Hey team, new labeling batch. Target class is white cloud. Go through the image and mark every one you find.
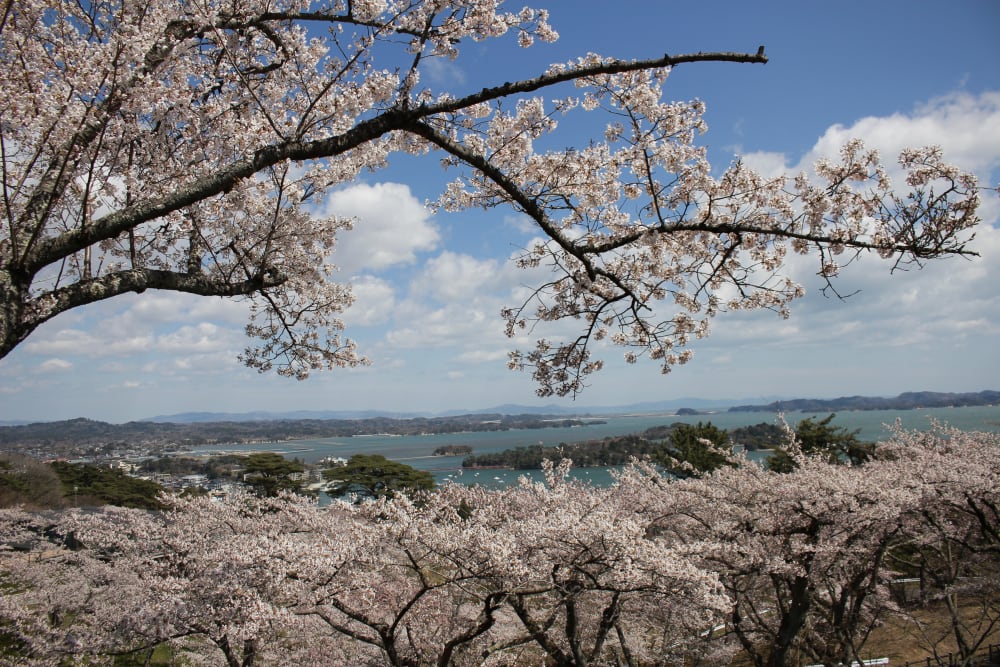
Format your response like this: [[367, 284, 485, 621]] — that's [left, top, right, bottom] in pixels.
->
[[704, 222, 1000, 356], [319, 182, 440, 275], [457, 348, 509, 363], [808, 92, 1000, 176], [386, 305, 493, 350], [739, 150, 789, 179], [39, 358, 72, 372], [22, 315, 241, 367], [719, 89, 1000, 357], [409, 251, 503, 302], [112, 292, 244, 326], [745, 90, 1000, 184], [156, 323, 231, 353], [345, 276, 396, 326], [504, 212, 538, 235], [138, 350, 242, 378], [379, 247, 587, 371], [24, 328, 154, 357], [421, 58, 466, 87], [23, 329, 94, 355]]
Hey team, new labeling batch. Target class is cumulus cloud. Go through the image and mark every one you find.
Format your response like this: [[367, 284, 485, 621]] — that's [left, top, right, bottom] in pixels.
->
[[380, 247, 585, 369], [24, 328, 153, 357], [421, 58, 466, 87], [704, 215, 1000, 356], [409, 251, 503, 302], [457, 348, 510, 363], [381, 251, 518, 356], [720, 90, 1000, 353], [345, 276, 397, 327], [744, 90, 1000, 184], [156, 323, 231, 353], [122, 292, 249, 326], [504, 212, 538, 235], [386, 304, 493, 350], [319, 182, 440, 275], [806, 92, 1000, 176], [18, 291, 251, 369], [39, 358, 72, 372], [22, 317, 241, 366]]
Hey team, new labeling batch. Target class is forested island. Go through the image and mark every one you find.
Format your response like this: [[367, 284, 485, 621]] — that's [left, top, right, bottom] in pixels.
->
[[432, 445, 474, 456], [462, 422, 786, 469]]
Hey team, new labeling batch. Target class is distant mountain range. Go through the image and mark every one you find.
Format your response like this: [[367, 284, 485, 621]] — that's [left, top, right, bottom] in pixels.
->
[[140, 409, 427, 423], [137, 391, 1000, 424], [141, 397, 746, 423], [728, 390, 1000, 413], [0, 413, 604, 454], [2, 391, 995, 428]]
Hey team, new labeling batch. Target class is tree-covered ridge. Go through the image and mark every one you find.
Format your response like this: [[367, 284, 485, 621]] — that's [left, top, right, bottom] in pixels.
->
[[432, 445, 473, 456], [461, 422, 787, 469], [654, 422, 736, 479], [463, 434, 657, 469], [138, 454, 247, 479], [47, 462, 165, 510], [0, 414, 605, 456], [1, 453, 304, 509], [323, 455, 435, 501], [0, 455, 67, 510]]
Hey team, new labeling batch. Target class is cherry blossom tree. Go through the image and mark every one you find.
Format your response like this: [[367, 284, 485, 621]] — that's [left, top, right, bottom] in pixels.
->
[[0, 480, 730, 666], [2, 427, 998, 665], [624, 424, 1000, 667], [879, 424, 1000, 664], [0, 1, 984, 392], [1, 495, 367, 666], [395, 461, 734, 665]]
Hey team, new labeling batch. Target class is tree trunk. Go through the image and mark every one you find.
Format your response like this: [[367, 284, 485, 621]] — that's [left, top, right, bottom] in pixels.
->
[[0, 270, 28, 360], [767, 573, 812, 667]]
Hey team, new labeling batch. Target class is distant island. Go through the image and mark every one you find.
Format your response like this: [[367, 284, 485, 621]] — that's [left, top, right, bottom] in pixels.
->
[[433, 445, 473, 456], [728, 390, 1000, 413], [4, 390, 997, 460], [462, 422, 786, 470]]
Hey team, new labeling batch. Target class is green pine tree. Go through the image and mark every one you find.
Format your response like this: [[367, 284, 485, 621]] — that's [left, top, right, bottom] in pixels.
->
[[323, 454, 435, 501]]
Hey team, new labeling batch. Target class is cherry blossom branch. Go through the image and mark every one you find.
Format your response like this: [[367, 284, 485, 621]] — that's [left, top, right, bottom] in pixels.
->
[[26, 49, 769, 276], [2, 0, 987, 392]]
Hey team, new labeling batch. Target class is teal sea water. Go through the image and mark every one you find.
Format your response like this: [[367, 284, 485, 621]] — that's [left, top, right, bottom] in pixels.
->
[[189, 405, 1000, 488]]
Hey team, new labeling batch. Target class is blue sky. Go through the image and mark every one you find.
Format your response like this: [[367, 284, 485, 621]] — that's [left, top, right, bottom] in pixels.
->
[[2, 1, 999, 423]]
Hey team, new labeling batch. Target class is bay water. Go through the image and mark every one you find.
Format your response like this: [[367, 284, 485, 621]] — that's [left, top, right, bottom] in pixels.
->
[[189, 404, 1000, 488]]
